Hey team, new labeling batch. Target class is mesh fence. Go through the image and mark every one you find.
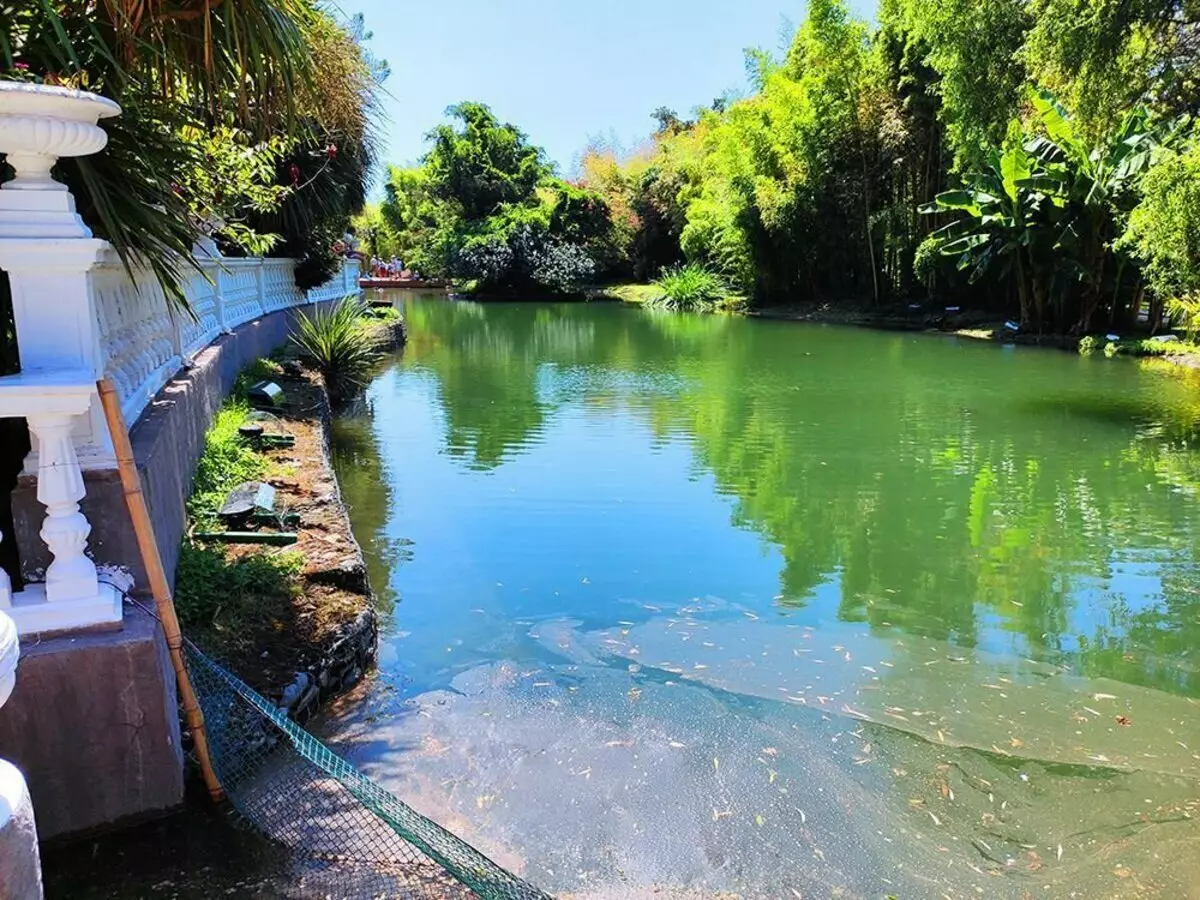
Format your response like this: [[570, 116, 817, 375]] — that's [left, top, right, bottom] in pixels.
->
[[183, 641, 554, 900]]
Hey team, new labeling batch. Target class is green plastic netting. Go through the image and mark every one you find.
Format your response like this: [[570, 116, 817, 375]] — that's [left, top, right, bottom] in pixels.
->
[[183, 641, 553, 900]]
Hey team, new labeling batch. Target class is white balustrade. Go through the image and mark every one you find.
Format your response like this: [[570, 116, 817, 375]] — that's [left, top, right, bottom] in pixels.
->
[[89, 254, 358, 426]]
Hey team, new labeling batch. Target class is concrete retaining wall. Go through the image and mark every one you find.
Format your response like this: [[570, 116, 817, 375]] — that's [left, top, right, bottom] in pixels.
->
[[0, 605, 181, 839]]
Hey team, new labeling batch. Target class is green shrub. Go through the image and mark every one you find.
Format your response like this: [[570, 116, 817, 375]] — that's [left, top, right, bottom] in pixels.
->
[[1103, 338, 1176, 358], [291, 296, 381, 399], [1078, 335, 1101, 354], [650, 263, 730, 311], [363, 304, 401, 322]]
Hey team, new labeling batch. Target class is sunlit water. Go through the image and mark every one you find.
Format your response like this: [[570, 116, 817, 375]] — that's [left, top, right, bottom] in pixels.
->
[[327, 293, 1200, 898]]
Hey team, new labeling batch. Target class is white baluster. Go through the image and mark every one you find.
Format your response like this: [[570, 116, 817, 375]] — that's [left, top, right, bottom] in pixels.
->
[[255, 263, 267, 316], [216, 264, 230, 334], [27, 410, 98, 604]]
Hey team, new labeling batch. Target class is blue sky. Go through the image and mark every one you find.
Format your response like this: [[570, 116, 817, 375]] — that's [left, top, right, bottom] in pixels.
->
[[344, 0, 876, 179]]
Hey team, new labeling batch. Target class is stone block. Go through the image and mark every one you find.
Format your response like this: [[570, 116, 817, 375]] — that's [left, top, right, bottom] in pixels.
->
[[0, 604, 182, 838]]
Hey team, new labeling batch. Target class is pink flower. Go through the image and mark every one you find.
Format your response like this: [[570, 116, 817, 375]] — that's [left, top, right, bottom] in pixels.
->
[[13, 63, 29, 71]]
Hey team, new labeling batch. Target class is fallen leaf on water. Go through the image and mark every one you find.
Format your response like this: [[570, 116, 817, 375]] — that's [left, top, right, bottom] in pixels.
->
[[713, 757, 720, 772], [1114, 866, 1133, 878], [791, 890, 802, 899], [928, 810, 942, 826], [744, 611, 759, 620], [1010, 736, 1024, 748], [756, 815, 765, 827], [1057, 844, 1063, 860], [669, 741, 686, 748], [1093, 693, 1118, 701], [1116, 715, 1132, 726], [763, 747, 779, 757]]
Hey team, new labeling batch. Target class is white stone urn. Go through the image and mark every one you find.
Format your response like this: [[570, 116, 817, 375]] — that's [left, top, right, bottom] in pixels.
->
[[0, 80, 121, 238]]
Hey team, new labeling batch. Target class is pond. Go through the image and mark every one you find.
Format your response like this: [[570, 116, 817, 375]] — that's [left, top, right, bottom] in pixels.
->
[[327, 293, 1200, 899]]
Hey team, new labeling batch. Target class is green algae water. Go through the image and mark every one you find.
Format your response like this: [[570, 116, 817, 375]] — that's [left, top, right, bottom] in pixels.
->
[[328, 294, 1200, 899]]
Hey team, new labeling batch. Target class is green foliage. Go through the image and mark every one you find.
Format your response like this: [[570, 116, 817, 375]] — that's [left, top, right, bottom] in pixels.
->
[[1167, 295, 1200, 342], [378, 103, 614, 294], [926, 90, 1171, 330], [3, 3, 386, 303], [1078, 334, 1102, 354], [178, 125, 292, 256], [651, 264, 731, 311], [1120, 139, 1200, 306], [883, 0, 1030, 169], [290, 297, 381, 398], [365, 0, 1198, 327], [425, 102, 552, 221], [187, 401, 268, 529]]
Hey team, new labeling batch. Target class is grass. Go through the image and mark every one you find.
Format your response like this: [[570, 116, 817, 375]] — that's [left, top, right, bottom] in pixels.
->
[[175, 543, 303, 635], [177, 357, 299, 633], [586, 283, 665, 305], [186, 400, 267, 529]]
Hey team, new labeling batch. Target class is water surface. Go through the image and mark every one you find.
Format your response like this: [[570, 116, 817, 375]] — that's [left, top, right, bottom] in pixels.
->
[[329, 295, 1200, 898]]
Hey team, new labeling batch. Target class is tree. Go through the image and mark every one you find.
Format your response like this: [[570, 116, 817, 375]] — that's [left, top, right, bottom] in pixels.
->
[[1119, 137, 1200, 328], [424, 103, 551, 221]]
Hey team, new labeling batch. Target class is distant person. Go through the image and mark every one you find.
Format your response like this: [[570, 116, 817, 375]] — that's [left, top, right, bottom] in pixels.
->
[[343, 227, 361, 258]]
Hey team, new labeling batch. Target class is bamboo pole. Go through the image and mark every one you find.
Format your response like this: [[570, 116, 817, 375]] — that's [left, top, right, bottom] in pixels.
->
[[96, 378, 224, 802]]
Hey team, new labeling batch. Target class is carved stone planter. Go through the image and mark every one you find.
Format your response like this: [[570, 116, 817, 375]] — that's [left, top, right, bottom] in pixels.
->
[[0, 80, 120, 237]]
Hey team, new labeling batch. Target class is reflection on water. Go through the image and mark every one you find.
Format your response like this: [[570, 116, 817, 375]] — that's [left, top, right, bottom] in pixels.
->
[[329, 294, 1200, 897]]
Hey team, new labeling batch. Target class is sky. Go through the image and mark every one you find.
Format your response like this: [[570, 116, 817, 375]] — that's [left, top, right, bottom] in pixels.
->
[[343, 0, 876, 181]]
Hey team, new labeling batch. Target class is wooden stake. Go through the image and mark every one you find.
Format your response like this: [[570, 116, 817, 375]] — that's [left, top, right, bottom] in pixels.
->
[[96, 378, 224, 802]]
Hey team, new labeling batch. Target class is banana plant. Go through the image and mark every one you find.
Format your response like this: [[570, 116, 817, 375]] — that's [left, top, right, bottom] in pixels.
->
[[921, 128, 1056, 326], [1015, 89, 1169, 331]]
